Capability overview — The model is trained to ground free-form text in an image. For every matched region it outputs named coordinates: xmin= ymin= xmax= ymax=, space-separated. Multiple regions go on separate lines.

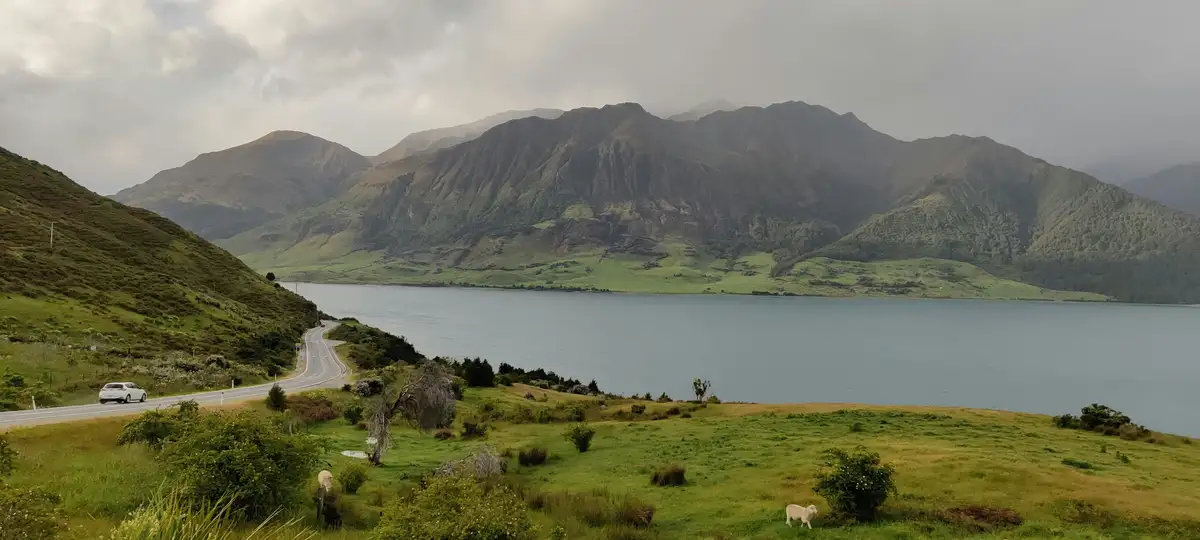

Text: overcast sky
xmin=2 ymin=0 xmax=1199 ymax=193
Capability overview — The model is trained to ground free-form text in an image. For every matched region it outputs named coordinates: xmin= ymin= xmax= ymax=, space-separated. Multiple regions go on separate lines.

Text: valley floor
xmin=4 ymin=383 xmax=1198 ymax=539
xmin=243 ymin=249 xmax=1106 ymax=302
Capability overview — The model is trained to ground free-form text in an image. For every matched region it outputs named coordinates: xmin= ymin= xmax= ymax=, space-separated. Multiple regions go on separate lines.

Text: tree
xmin=266 ymin=383 xmax=287 ymax=411
xmin=813 ymin=447 xmax=896 ymax=522
xmin=160 ymin=411 xmax=322 ymax=519
xmin=266 ymin=272 xmax=276 ymax=282
xmin=368 ymin=361 xmax=456 ymax=465
xmin=692 ymin=378 xmax=711 ymax=402
xmin=587 ymin=379 xmax=600 ymax=394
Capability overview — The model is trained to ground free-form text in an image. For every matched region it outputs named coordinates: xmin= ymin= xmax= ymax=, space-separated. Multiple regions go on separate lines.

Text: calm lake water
xmin=292 ymin=283 xmax=1200 ymax=436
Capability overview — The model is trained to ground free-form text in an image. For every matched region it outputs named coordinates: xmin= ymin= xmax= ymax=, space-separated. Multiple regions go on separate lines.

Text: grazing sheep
xmin=785 ymin=504 xmax=818 ymax=529
xmin=317 ymin=470 xmax=334 ymax=494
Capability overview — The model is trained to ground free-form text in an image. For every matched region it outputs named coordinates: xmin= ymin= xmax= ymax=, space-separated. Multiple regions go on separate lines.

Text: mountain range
xmin=116 ymin=101 xmax=1200 ymax=304
xmin=1123 ymin=163 xmax=1200 ymax=217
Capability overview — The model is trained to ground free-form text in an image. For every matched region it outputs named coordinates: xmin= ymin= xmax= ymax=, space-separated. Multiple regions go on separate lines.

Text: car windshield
xmin=103 ymin=383 xmax=124 ymax=389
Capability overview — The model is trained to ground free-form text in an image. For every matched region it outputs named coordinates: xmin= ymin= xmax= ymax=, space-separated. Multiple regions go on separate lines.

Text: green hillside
xmin=0 ymin=147 xmax=319 ymax=408
xmin=221 ymin=102 xmax=1200 ymax=303
xmin=112 ymin=130 xmax=371 ymax=240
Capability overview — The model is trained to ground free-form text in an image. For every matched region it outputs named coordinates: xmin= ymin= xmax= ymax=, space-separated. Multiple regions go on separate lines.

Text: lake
xmin=291 ymin=283 xmax=1200 ymax=436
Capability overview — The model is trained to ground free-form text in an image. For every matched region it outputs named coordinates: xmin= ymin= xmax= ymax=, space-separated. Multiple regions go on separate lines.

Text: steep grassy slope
xmin=113 ymin=131 xmax=371 ymax=240
xmin=0 ymin=147 xmax=319 ymax=407
xmin=6 ymin=387 xmax=1200 ymax=539
xmin=227 ymin=101 xmax=1200 ymax=303
xmin=1124 ymin=163 xmax=1200 ymax=216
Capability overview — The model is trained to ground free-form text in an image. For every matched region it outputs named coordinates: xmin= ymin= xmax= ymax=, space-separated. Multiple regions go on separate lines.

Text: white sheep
xmin=317 ymin=470 xmax=334 ymax=496
xmin=785 ymin=504 xmax=818 ymax=529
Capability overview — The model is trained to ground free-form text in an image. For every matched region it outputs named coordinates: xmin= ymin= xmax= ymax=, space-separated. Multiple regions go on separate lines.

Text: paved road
xmin=0 ymin=322 xmax=349 ymax=429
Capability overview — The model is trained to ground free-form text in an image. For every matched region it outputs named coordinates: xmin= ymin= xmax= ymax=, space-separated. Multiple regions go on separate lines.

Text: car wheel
xmin=140 ymin=393 xmax=147 ymax=403
xmin=124 ymin=394 xmax=131 ymax=404
xmin=99 ymin=399 xmax=106 ymax=404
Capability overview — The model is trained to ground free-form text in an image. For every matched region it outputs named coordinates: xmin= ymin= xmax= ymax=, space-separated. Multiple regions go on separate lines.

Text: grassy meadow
xmin=4 ymin=381 xmax=1200 ymax=539
xmin=246 ymin=242 xmax=1106 ymax=301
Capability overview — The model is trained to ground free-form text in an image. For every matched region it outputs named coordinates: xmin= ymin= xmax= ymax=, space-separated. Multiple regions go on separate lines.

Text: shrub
xmin=434 ymin=429 xmax=455 ymax=441
xmin=177 ymin=400 xmax=200 ymax=418
xmin=706 ymin=395 xmax=721 ymax=404
xmin=524 ymin=392 xmax=535 ymax=401
xmin=535 ymin=409 xmax=553 ymax=424
xmin=630 ymin=404 xmax=646 ymax=415
xmin=340 ymin=383 xmax=352 ymax=392
xmin=568 ymin=384 xmax=590 ymax=395
xmin=650 ymin=463 xmax=686 ymax=486
xmin=343 ymin=404 xmax=364 ymax=425
xmin=160 ymin=411 xmax=322 ymax=519
xmin=1080 ymin=403 xmax=1131 ymax=432
xmin=666 ymin=407 xmax=681 ymax=416
xmin=681 ymin=413 xmax=692 ymax=419
xmin=518 ymin=447 xmax=548 ymax=467
xmin=461 ymin=421 xmax=488 ymax=439
xmin=813 ymin=447 xmax=896 ymax=522
xmin=564 ymin=424 xmax=596 ymax=452
xmin=0 ymin=485 xmax=63 ymax=540
xmin=265 ymin=383 xmax=287 ymax=411
xmin=656 ymin=393 xmax=672 ymax=403
xmin=118 ymin=409 xmax=181 ymax=451
xmin=563 ymin=404 xmax=586 ymax=422
xmin=0 ymin=434 xmax=15 ymax=476
xmin=1118 ymin=423 xmax=1150 ymax=441
xmin=850 ymin=422 xmax=864 ymax=433
xmin=375 ymin=473 xmax=533 ymax=540
xmin=288 ymin=394 xmax=338 ymax=424
xmin=1117 ymin=451 xmax=1131 ymax=464
xmin=1062 ymin=458 xmax=1093 ymax=470
xmin=1053 ymin=414 xmax=1080 ymax=429
xmin=457 ymin=358 xmax=496 ymax=388
xmin=338 ymin=464 xmax=369 ymax=494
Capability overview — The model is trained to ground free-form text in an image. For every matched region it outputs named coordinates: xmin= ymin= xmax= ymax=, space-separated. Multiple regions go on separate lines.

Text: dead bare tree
xmin=367 ymin=361 xmax=456 ymax=465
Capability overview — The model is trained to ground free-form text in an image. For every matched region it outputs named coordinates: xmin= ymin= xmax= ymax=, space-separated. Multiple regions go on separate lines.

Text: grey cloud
xmin=2 ymin=0 xmax=1199 ymax=193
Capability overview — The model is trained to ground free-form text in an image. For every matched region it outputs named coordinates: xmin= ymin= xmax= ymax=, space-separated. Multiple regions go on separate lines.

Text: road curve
xmin=0 ymin=322 xmax=349 ymax=429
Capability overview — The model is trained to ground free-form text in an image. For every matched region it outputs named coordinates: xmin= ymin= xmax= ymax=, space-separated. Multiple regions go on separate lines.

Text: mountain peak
xmin=254 ymin=130 xmax=318 ymax=144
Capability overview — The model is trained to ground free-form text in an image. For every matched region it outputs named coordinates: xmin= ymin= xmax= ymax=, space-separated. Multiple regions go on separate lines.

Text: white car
xmin=99 ymin=382 xmax=148 ymax=404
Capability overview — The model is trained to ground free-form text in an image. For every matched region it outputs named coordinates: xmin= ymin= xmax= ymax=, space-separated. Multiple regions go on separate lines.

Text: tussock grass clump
xmin=460 ymin=421 xmax=488 ymax=439
xmin=524 ymin=488 xmax=654 ymax=530
xmin=286 ymin=394 xmax=337 ymax=424
xmin=630 ymin=404 xmax=646 ymax=415
xmin=518 ymin=447 xmax=548 ymax=467
xmin=108 ymin=489 xmax=315 ymax=540
xmin=933 ymin=505 xmax=1023 ymax=532
xmin=650 ymin=464 xmax=686 ymax=486
xmin=1062 ymin=457 xmax=1093 ymax=470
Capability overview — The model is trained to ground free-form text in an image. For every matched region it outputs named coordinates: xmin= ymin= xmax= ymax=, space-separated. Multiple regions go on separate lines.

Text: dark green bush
xmin=160 ymin=411 xmax=322 ymax=519
xmin=343 ymin=404 xmax=364 ymax=425
xmin=461 ymin=422 xmax=488 ymax=439
xmin=666 ymin=407 xmax=681 ymax=416
xmin=457 ymin=358 xmax=496 ymax=387
xmin=564 ymin=424 xmax=596 ymax=453
xmin=265 ymin=383 xmax=287 ymax=411
xmin=338 ymin=464 xmax=369 ymax=494
xmin=374 ymin=473 xmax=533 ymax=540
xmin=117 ymin=409 xmax=181 ymax=450
xmin=706 ymin=395 xmax=721 ymax=404
xmin=630 ymin=404 xmax=646 ymax=415
xmin=850 ymin=422 xmax=864 ymax=433
xmin=650 ymin=464 xmax=686 ymax=486
xmin=0 ymin=434 xmax=15 ymax=476
xmin=813 ymin=447 xmax=896 ymax=521
xmin=656 ymin=393 xmax=672 ymax=403
xmin=535 ymin=409 xmax=553 ymax=424
xmin=563 ymin=404 xmax=586 ymax=422
xmin=518 ymin=447 xmax=548 ymax=467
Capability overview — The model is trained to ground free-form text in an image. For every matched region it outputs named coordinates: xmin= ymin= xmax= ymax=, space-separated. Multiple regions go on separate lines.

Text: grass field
xmin=5 ymin=383 xmax=1199 ymax=539
xmin=248 ymin=244 xmax=1106 ymax=302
